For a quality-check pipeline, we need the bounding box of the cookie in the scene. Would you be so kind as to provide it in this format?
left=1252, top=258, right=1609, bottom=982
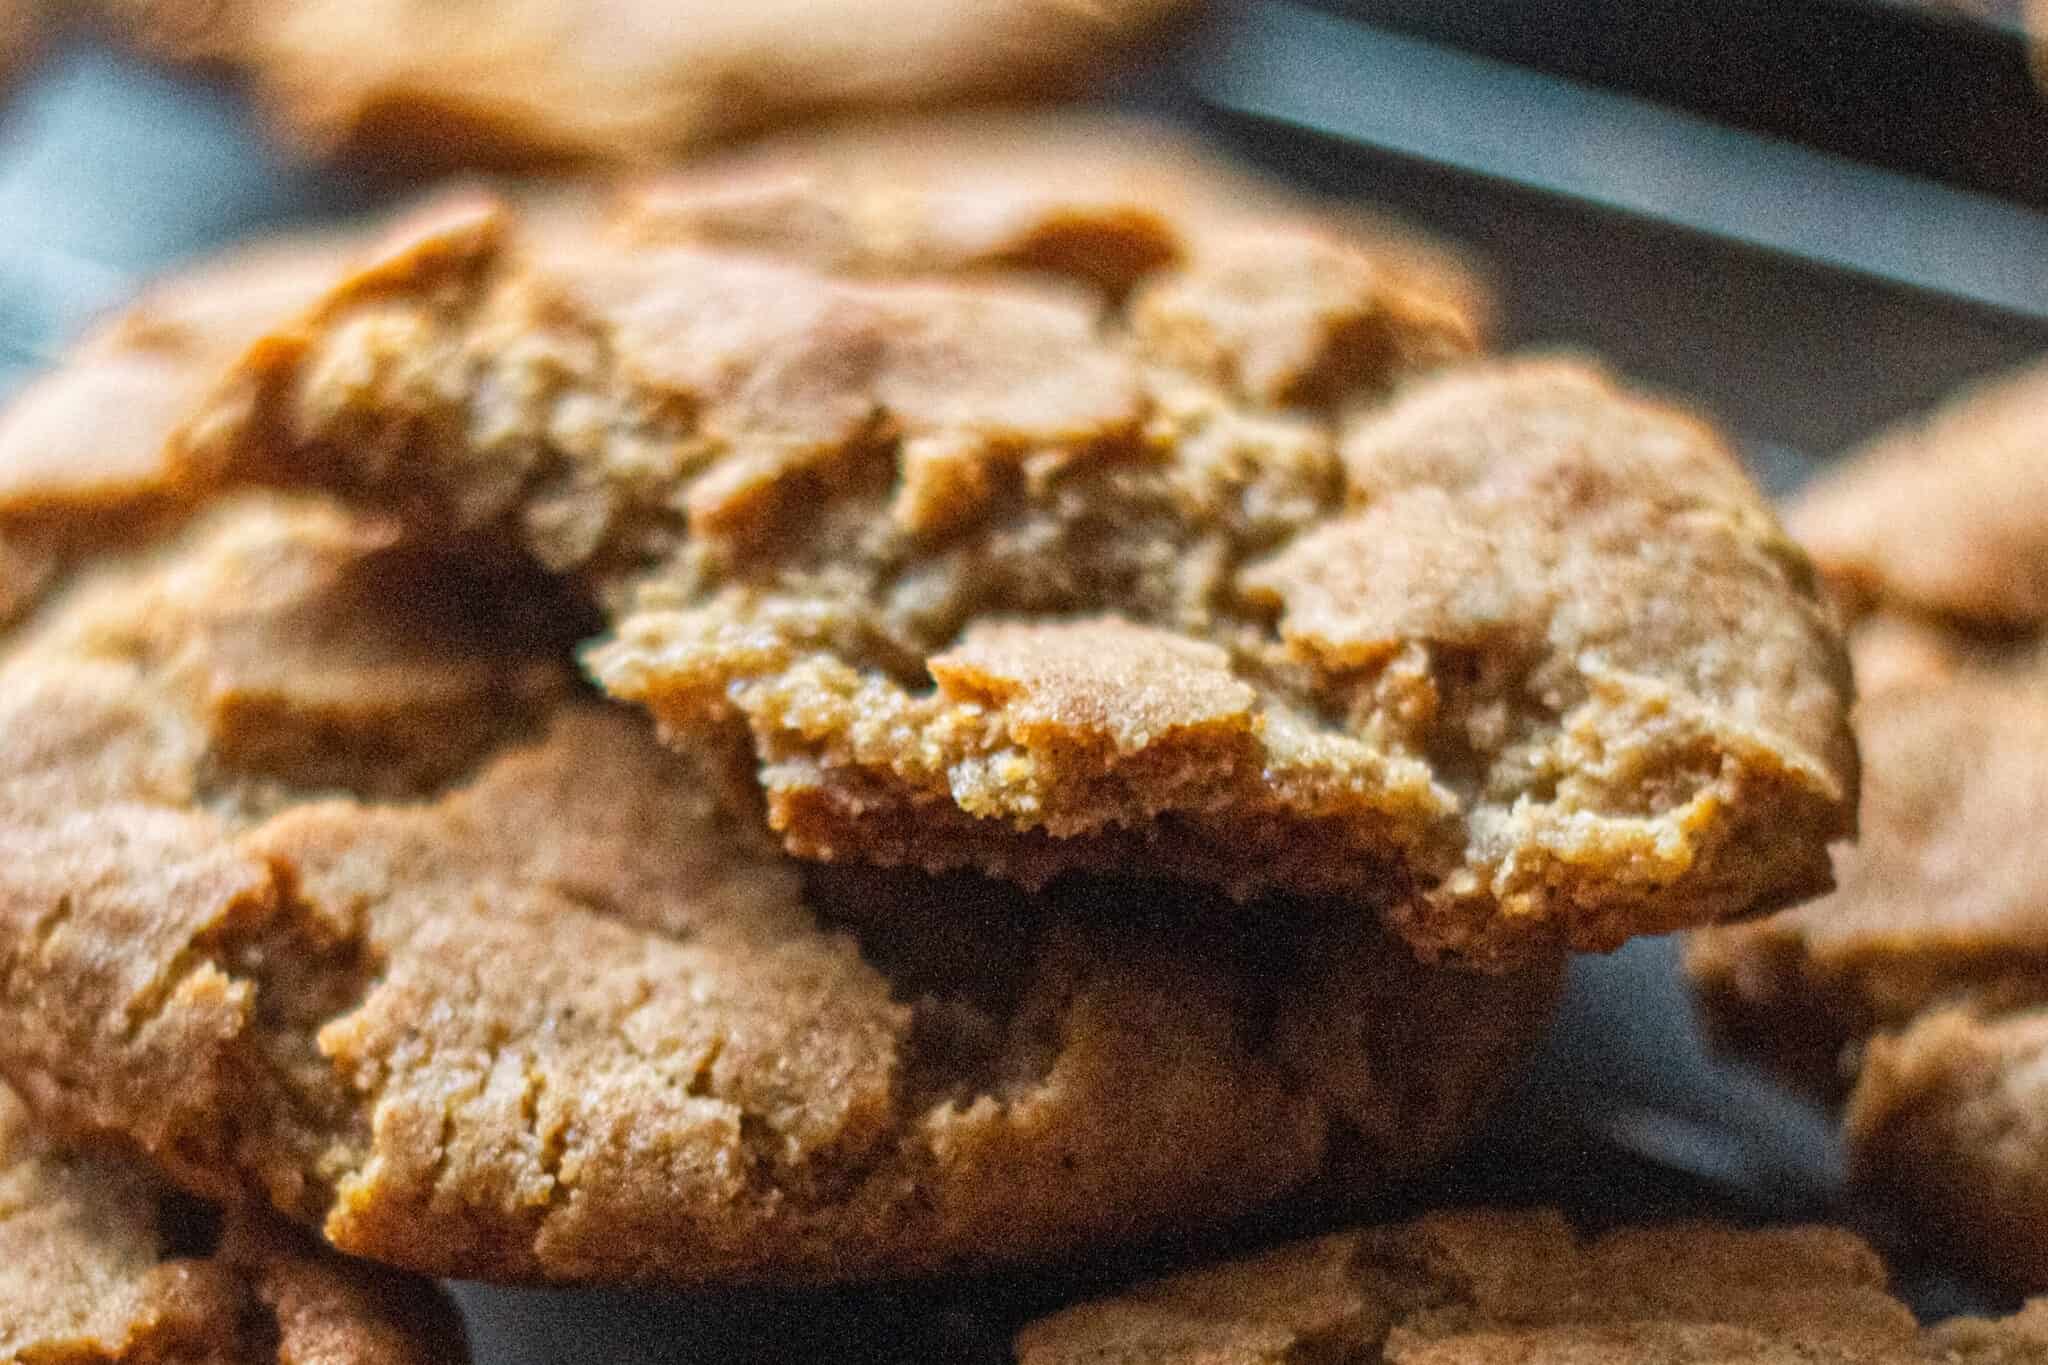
left=1014, top=1207, right=2048, bottom=1364
left=0, top=1081, right=466, bottom=1363
left=1790, top=359, right=2048, bottom=630
left=0, top=494, right=1557, bottom=1285
left=1690, top=665, right=2048, bottom=1288
left=1691, top=362, right=2048, bottom=1288
left=0, top=231, right=357, bottom=627
left=173, top=119, right=1857, bottom=970
left=1785, top=359, right=2048, bottom=695
left=93, top=0, right=1196, bottom=168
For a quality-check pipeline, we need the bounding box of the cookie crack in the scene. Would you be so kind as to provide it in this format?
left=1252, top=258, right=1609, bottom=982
left=522, top=1060, right=573, bottom=1218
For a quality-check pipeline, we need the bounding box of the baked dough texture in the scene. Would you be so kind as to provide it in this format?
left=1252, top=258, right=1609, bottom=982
left=0, top=495, right=1557, bottom=1285
left=174, top=117, right=1857, bottom=971
left=1015, top=1207, right=2048, bottom=1364
left=1692, top=360, right=2048, bottom=1288
left=0, top=1082, right=467, bottom=1364
left=93, top=0, right=1198, bottom=168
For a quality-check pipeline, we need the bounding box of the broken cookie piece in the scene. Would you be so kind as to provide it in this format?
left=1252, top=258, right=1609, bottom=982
left=1014, top=1207, right=2048, bottom=1364
left=176, top=119, right=1855, bottom=970
left=0, top=497, right=1557, bottom=1285
left=0, top=1081, right=467, bottom=1364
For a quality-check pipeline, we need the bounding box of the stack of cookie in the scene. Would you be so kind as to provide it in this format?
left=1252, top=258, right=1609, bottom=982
left=0, top=106, right=1905, bottom=1357
left=0, top=10, right=2033, bottom=1353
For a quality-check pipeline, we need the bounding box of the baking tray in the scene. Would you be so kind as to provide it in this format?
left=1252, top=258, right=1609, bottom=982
left=3, top=5, right=2045, bottom=1357
left=1314, top=0, right=2048, bottom=210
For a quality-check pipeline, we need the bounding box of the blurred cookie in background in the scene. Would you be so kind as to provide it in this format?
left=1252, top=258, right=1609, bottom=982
left=0, top=1080, right=468, bottom=1364
left=2034, top=0, right=2048, bottom=89
left=89, top=0, right=1203, bottom=171
left=1691, top=358, right=2048, bottom=1289
left=1692, top=667, right=2048, bottom=1289
left=1789, top=360, right=2048, bottom=633
left=1015, top=1206, right=2048, bottom=1364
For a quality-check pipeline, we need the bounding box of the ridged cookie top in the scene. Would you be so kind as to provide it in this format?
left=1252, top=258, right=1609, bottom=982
left=1014, top=1207, right=2048, bottom=1364
left=176, top=121, right=1854, bottom=969
left=0, top=496, right=1555, bottom=1285
left=0, top=1084, right=465, bottom=1364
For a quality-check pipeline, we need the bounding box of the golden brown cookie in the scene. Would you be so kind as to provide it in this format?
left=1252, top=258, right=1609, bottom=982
left=94, top=0, right=1197, bottom=169
left=1787, top=359, right=2048, bottom=703
left=174, top=118, right=1856, bottom=971
left=1790, top=360, right=2048, bottom=631
left=1690, top=667, right=2048, bottom=1289
left=0, top=230, right=357, bottom=628
left=1013, top=1207, right=2048, bottom=1364
left=1692, top=361, right=2048, bottom=1289
left=0, top=495, right=1557, bottom=1285
left=0, top=1081, right=467, bottom=1364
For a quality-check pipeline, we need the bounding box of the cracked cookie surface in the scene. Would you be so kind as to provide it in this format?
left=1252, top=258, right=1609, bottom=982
left=0, top=496, right=1556, bottom=1285
left=177, top=118, right=1856, bottom=970
left=1691, top=362, right=2048, bottom=1289
left=0, top=1081, right=466, bottom=1364
left=93, top=0, right=1194, bottom=169
left=1014, top=1207, right=2048, bottom=1364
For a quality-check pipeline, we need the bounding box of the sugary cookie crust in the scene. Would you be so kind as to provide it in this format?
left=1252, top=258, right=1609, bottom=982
left=0, top=231, right=359, bottom=628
